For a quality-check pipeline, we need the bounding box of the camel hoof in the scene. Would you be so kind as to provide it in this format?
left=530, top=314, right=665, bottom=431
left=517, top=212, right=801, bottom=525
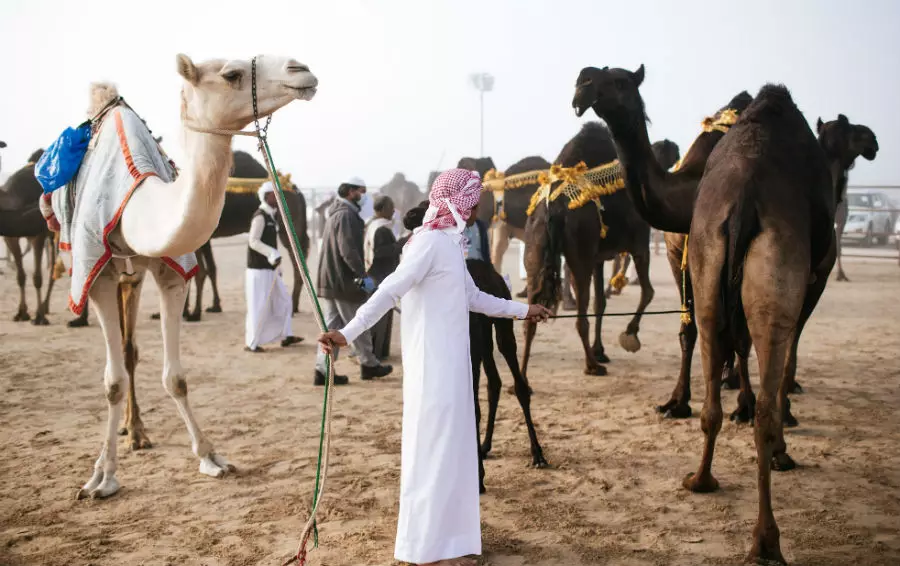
left=730, top=406, right=754, bottom=424
left=77, top=475, right=120, bottom=500
left=200, top=453, right=235, bottom=478
left=771, top=452, right=796, bottom=472
left=205, top=305, right=222, bottom=313
left=532, top=453, right=550, bottom=469
left=67, top=317, right=89, bottom=328
left=184, top=313, right=202, bottom=323
left=150, top=312, right=161, bottom=320
left=31, top=316, right=50, bottom=326
left=618, top=332, right=641, bottom=353
left=787, top=381, right=803, bottom=394
left=130, top=437, right=153, bottom=451
left=657, top=401, right=692, bottom=419
left=683, top=471, right=719, bottom=493
left=783, top=411, right=799, bottom=428
left=584, top=364, right=608, bottom=376
left=13, top=311, right=30, bottom=322
left=747, top=535, right=787, bottom=565
left=836, top=273, right=849, bottom=282
left=594, top=350, right=611, bottom=364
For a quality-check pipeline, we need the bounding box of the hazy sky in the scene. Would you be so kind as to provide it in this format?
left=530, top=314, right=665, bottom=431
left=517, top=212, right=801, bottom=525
left=1, top=0, right=897, bottom=190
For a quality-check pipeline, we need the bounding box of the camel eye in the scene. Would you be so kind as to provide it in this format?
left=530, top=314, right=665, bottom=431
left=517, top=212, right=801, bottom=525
left=221, top=70, right=242, bottom=84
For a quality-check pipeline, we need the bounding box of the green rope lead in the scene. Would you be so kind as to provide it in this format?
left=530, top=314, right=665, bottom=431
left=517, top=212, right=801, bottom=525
left=259, top=139, right=330, bottom=557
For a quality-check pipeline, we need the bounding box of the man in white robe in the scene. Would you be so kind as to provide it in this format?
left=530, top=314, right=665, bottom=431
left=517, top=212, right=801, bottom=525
left=244, top=182, right=303, bottom=352
left=319, top=169, right=551, bottom=565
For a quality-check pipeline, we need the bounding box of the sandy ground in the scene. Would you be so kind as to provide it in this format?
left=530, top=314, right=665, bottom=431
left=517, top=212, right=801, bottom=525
left=1, top=237, right=898, bottom=566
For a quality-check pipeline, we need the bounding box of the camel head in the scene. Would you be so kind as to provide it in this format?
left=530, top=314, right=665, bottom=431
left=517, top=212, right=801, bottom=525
left=651, top=139, right=680, bottom=170
left=572, top=65, right=645, bottom=121
left=816, top=114, right=879, bottom=167
left=177, top=54, right=318, bottom=132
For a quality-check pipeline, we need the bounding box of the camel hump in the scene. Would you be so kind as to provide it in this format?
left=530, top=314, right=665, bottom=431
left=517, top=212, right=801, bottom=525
left=88, top=82, right=120, bottom=117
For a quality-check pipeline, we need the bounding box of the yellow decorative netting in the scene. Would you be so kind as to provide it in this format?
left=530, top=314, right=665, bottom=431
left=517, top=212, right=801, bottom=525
left=700, top=108, right=739, bottom=134
left=525, top=160, right=625, bottom=216
left=226, top=171, right=293, bottom=194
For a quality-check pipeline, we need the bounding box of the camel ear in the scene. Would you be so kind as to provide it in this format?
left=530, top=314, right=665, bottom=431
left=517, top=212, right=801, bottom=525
left=838, top=113, right=849, bottom=125
left=176, top=54, right=199, bottom=85
left=816, top=117, right=824, bottom=133
left=631, top=64, right=645, bottom=87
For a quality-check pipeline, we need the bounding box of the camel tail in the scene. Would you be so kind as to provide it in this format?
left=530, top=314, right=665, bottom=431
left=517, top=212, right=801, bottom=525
left=720, top=186, right=759, bottom=357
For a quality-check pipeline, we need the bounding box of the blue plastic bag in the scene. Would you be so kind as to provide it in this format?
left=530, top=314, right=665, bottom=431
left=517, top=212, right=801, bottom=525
left=34, top=122, right=92, bottom=193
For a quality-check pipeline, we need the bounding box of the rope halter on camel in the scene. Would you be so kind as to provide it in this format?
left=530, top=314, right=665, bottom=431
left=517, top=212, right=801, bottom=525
left=671, top=107, right=742, bottom=172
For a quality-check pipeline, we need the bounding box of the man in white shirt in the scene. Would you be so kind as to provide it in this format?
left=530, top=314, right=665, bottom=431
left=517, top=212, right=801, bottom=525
left=244, top=182, right=303, bottom=352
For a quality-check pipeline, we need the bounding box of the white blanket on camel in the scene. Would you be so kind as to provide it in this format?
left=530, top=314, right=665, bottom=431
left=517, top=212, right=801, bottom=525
left=52, top=105, right=197, bottom=314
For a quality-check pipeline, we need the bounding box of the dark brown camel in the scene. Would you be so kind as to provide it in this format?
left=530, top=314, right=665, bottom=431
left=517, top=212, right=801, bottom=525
left=0, top=149, right=57, bottom=325
left=571, top=66, right=755, bottom=417
left=403, top=202, right=548, bottom=494
left=604, top=139, right=681, bottom=299
left=521, top=122, right=655, bottom=378
left=826, top=115, right=878, bottom=282
left=685, top=84, right=839, bottom=565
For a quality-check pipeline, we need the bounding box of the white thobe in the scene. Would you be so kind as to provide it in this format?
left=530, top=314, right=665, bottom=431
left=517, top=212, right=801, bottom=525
left=341, top=228, right=529, bottom=564
left=245, top=208, right=293, bottom=349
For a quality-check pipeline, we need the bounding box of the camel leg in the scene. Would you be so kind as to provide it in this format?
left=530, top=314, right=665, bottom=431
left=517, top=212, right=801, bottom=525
left=489, top=220, right=511, bottom=277
left=835, top=202, right=849, bottom=281
left=5, top=237, right=30, bottom=322
left=657, top=270, right=695, bottom=419
left=115, top=276, right=153, bottom=450
left=40, top=234, right=57, bottom=319
left=591, top=261, right=610, bottom=363
left=204, top=242, right=223, bottom=313
left=561, top=263, right=576, bottom=311
left=618, top=250, right=654, bottom=353
left=151, top=261, right=233, bottom=478
left=682, top=318, right=726, bottom=494
left=743, top=245, right=806, bottom=565
left=185, top=241, right=208, bottom=322
left=721, top=350, right=741, bottom=390
left=480, top=320, right=501, bottom=459
left=469, top=313, right=487, bottom=494
left=77, top=271, right=128, bottom=500
left=520, top=319, right=538, bottom=380
left=729, top=353, right=756, bottom=424
left=495, top=317, right=547, bottom=468
left=572, top=264, right=605, bottom=376
left=30, top=233, right=49, bottom=325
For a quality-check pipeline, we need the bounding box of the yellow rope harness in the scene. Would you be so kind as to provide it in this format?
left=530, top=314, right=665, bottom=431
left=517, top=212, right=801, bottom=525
left=671, top=108, right=741, bottom=173
left=609, top=252, right=629, bottom=290
left=226, top=171, right=293, bottom=194
left=680, top=234, right=691, bottom=324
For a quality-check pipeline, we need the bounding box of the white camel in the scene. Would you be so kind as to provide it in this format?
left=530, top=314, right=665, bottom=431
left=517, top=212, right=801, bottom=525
left=66, top=54, right=317, bottom=499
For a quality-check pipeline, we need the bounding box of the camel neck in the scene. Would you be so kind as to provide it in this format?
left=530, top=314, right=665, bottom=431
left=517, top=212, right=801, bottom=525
left=829, top=160, right=849, bottom=206
left=603, top=110, right=694, bottom=234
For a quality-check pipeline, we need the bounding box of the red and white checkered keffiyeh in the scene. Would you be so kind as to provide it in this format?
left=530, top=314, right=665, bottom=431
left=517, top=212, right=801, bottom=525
left=419, top=168, right=483, bottom=233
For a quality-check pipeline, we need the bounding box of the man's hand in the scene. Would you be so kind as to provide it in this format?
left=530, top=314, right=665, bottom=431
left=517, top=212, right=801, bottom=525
left=526, top=304, right=552, bottom=323
left=318, top=330, right=348, bottom=354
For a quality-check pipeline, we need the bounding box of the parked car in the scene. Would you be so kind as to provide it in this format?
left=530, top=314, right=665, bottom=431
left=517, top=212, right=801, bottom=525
left=842, top=190, right=897, bottom=246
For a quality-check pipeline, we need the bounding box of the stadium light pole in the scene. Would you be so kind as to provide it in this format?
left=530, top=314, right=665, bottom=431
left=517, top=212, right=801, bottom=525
left=469, top=73, right=494, bottom=157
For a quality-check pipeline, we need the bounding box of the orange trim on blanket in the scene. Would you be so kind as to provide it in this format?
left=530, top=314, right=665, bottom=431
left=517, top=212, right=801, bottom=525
left=115, top=110, right=141, bottom=180
left=59, top=241, right=71, bottom=251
